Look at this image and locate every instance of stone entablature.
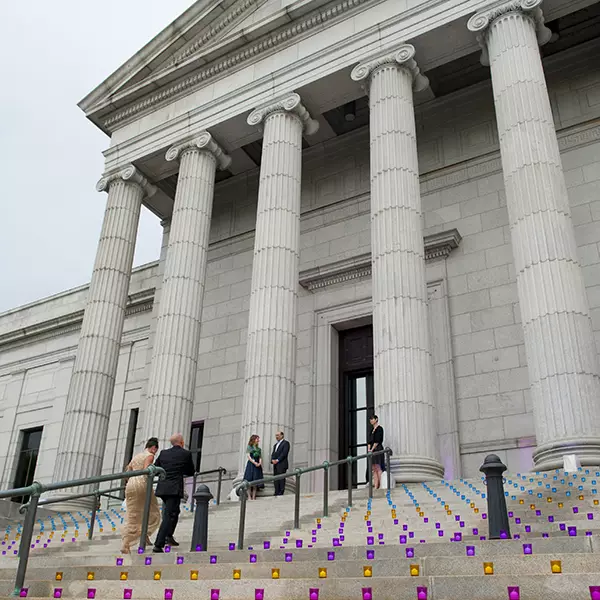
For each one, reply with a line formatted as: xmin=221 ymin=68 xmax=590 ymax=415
xmin=0 ymin=289 xmax=155 ymax=353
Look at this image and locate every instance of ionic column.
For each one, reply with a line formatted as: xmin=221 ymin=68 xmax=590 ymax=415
xmin=236 ymin=94 xmax=318 ymax=479
xmin=144 ymin=133 xmax=231 ymax=448
xmin=352 ymin=45 xmax=444 ymax=482
xmin=53 ymin=166 xmax=155 ymax=493
xmin=469 ymin=0 xmax=600 ymax=469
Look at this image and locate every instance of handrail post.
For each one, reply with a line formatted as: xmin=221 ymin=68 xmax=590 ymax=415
xmin=216 ymin=469 xmax=223 ymax=506
xmin=385 ymin=448 xmax=392 ymax=493
xmin=13 ymin=482 xmax=42 ymax=596
xmin=89 ymin=492 xmax=99 ymax=540
xmin=346 ymin=456 xmax=353 ymax=508
xmin=322 ymin=462 xmax=329 ymax=518
xmin=367 ymin=452 xmax=373 ymax=498
xmin=237 ymin=483 xmax=248 ymax=550
xmin=139 ymin=466 xmax=156 ymax=553
xmin=294 ymin=470 xmax=301 ymax=529
xmin=191 ymin=473 xmax=198 ymax=512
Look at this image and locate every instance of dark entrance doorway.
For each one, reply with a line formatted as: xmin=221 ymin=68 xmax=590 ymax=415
xmin=189 ymin=421 xmax=204 ymax=473
xmin=338 ymin=325 xmax=374 ymax=489
xmin=12 ymin=427 xmax=43 ymax=504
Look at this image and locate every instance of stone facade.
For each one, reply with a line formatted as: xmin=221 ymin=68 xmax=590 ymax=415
xmin=1 ymin=0 xmax=600 ymax=495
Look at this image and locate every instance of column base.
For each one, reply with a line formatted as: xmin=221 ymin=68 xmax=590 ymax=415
xmin=41 ymin=489 xmax=102 ymax=514
xmin=533 ymin=437 xmax=600 ymax=471
xmin=390 ymin=455 xmax=445 ymax=483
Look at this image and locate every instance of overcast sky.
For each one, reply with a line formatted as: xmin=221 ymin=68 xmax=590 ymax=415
xmin=0 ymin=0 xmax=196 ymax=313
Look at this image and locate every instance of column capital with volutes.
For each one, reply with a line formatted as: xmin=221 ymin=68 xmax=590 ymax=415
xmin=247 ymin=93 xmax=319 ymax=135
xmin=350 ymin=44 xmax=429 ymax=92
xmin=468 ymin=0 xmax=552 ymax=64
xmin=96 ymin=164 xmax=157 ymax=198
xmin=165 ymin=131 xmax=232 ymax=170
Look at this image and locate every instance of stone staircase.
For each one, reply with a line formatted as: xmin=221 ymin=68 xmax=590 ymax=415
xmin=1 ymin=468 xmax=600 ymax=599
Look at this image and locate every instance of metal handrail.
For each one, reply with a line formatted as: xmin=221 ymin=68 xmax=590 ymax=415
xmin=235 ymin=447 xmax=392 ymax=549
xmin=0 ymin=465 xmax=165 ymax=596
xmin=189 ymin=467 xmax=227 ymax=511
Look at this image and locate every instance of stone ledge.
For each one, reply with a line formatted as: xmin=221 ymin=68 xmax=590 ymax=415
xmin=0 ymin=288 xmax=155 ymax=351
xmin=460 ymin=436 xmax=537 ymax=454
xmin=299 ymin=229 xmax=461 ymax=291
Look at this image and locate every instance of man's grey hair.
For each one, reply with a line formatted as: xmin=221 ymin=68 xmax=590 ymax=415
xmin=170 ymin=433 xmax=184 ymax=446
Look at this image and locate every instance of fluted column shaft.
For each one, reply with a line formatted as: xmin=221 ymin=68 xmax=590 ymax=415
xmin=469 ymin=0 xmax=600 ymax=469
xmin=236 ymin=94 xmax=318 ymax=478
xmin=144 ymin=134 xmax=230 ymax=449
xmin=53 ymin=166 xmax=152 ymax=493
xmin=352 ymin=45 xmax=444 ymax=482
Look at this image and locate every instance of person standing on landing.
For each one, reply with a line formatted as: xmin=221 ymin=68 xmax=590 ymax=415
xmin=271 ymin=431 xmax=290 ymax=496
xmin=368 ymin=415 xmax=385 ymax=490
xmin=243 ymin=434 xmax=264 ymax=500
xmin=152 ymin=433 xmax=195 ymax=552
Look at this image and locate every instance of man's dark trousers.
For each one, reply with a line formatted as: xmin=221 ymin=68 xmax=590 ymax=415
xmin=273 ymin=462 xmax=287 ymax=496
xmin=155 ymin=496 xmax=180 ymax=548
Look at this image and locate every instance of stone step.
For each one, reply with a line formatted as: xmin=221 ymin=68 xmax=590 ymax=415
xmin=5 ymin=573 xmax=600 ymax=599
xmin=10 ymin=537 xmax=600 ymax=570
xmin=5 ymin=553 xmax=600 ymax=582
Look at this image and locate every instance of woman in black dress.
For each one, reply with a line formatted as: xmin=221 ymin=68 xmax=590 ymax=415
xmin=243 ymin=434 xmax=264 ymax=500
xmin=368 ymin=415 xmax=385 ymax=490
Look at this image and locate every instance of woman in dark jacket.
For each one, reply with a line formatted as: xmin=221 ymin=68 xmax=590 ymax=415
xmin=368 ymin=415 xmax=385 ymax=489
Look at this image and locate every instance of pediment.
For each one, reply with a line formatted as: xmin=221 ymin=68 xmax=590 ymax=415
xmin=79 ymin=0 xmax=273 ymax=123
xmin=79 ymin=0 xmax=367 ymax=132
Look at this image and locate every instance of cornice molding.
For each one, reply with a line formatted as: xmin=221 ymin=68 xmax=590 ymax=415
xmin=103 ymin=0 xmax=371 ymax=130
xmin=96 ymin=164 xmax=157 ymax=198
xmin=299 ymin=229 xmax=461 ymax=291
xmin=468 ymin=0 xmax=552 ymax=65
xmin=166 ymin=132 xmax=232 ymax=170
xmin=351 ymin=43 xmax=429 ymax=92
xmin=171 ymin=0 xmax=262 ymax=67
xmin=247 ymin=93 xmax=319 ymax=134
xmin=0 ymin=289 xmax=155 ymax=352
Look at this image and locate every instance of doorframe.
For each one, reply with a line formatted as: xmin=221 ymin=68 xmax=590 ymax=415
xmin=308 ymin=298 xmax=372 ymax=492
xmin=307 ymin=265 xmax=462 ymax=491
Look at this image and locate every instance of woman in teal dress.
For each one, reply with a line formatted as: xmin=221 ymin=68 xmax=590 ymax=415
xmin=243 ymin=434 xmax=264 ymax=500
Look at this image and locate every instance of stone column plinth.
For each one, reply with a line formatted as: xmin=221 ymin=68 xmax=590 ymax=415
xmin=234 ymin=94 xmax=318 ymax=486
xmin=53 ymin=166 xmax=155 ymax=496
xmin=144 ymin=133 xmax=230 ymax=448
xmin=352 ymin=45 xmax=444 ymax=482
xmin=469 ymin=0 xmax=600 ymax=469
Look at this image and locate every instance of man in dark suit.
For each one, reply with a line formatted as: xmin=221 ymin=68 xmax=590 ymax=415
xmin=270 ymin=431 xmax=290 ymax=496
xmin=152 ymin=433 xmax=195 ymax=552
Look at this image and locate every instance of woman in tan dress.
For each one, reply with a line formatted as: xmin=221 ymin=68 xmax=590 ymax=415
xmin=121 ymin=438 xmax=161 ymax=554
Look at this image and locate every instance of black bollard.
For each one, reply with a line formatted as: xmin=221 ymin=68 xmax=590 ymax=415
xmin=190 ymin=484 xmax=214 ymax=552
xmin=480 ymin=454 xmax=511 ymax=540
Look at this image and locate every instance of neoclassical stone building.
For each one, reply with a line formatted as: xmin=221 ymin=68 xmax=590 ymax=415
xmin=1 ymin=0 xmax=600 ymax=497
